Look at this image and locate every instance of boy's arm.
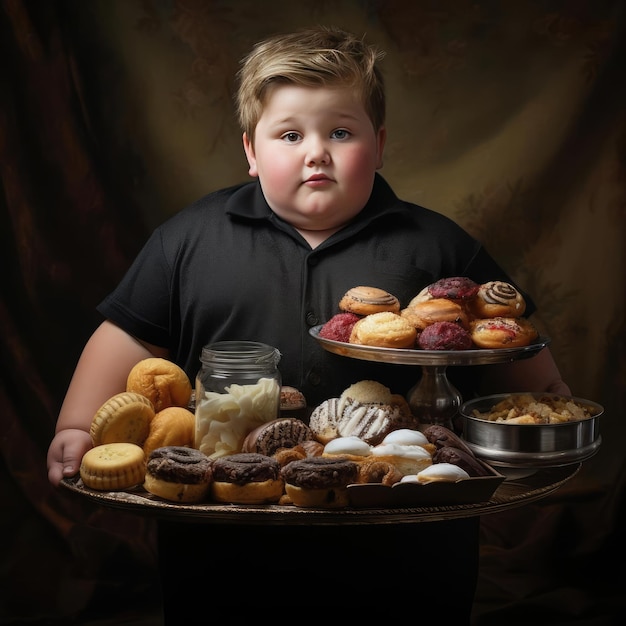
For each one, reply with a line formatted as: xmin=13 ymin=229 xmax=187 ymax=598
xmin=479 ymin=347 xmax=572 ymax=397
xmin=47 ymin=320 xmax=168 ymax=486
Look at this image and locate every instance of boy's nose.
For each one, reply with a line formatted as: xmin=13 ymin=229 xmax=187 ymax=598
xmin=305 ymin=138 xmax=330 ymax=165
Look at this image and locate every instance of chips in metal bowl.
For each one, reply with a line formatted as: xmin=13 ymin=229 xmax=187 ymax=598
xmin=459 ymin=392 xmax=604 ymax=468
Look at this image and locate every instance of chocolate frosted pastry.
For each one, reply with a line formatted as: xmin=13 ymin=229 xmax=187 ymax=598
xmin=210 ymin=453 xmax=284 ymax=504
xmin=422 ymin=424 xmax=475 ymax=455
xmin=241 ymin=418 xmax=314 ymax=456
xmin=432 ymin=446 xmax=490 ymax=477
xmin=144 ymin=446 xmax=213 ymax=503
xmin=472 ymin=281 xmax=526 ymax=318
xmin=281 ymin=456 xmax=359 ymax=508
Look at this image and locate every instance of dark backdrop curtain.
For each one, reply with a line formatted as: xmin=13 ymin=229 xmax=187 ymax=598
xmin=2 ymin=1 xmax=625 ymax=624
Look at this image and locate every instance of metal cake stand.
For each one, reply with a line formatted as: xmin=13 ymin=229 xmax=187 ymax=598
xmin=309 ymin=325 xmax=550 ymax=431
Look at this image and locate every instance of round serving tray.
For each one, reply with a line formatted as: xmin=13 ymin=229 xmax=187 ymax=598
xmin=309 ymin=325 xmax=550 ymax=366
xmin=60 ymin=464 xmax=579 ymax=525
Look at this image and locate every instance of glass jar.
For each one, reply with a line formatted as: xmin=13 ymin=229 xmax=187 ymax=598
xmin=194 ymin=341 xmax=282 ymax=458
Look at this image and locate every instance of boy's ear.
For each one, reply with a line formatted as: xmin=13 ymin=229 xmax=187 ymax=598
xmin=242 ymin=132 xmax=258 ymax=177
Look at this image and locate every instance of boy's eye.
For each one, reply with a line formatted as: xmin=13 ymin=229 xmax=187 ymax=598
xmin=331 ymin=129 xmax=350 ymax=140
xmin=282 ymin=132 xmax=301 ymax=143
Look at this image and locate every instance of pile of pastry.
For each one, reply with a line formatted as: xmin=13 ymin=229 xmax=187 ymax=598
xmin=319 ymin=277 xmax=539 ymax=350
xmin=79 ymin=368 xmax=491 ymax=509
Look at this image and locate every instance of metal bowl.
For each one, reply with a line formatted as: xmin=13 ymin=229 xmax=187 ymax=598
xmin=459 ymin=393 xmax=604 ymax=468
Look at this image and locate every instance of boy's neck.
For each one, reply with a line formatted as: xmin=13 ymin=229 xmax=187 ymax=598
xmin=297 ymin=226 xmax=341 ymax=249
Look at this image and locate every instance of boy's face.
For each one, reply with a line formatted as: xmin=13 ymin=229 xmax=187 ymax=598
xmin=243 ymin=85 xmax=386 ymax=234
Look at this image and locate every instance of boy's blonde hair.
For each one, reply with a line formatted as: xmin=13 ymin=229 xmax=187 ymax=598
xmin=236 ymin=26 xmax=386 ymax=142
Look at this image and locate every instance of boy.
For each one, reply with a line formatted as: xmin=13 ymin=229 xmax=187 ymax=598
xmin=48 ymin=26 xmax=570 ymax=619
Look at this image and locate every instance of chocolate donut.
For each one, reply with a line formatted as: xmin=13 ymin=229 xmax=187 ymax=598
xmin=241 ymin=418 xmax=314 ymax=456
xmin=144 ymin=446 xmax=213 ymax=503
xmin=281 ymin=456 xmax=359 ymax=508
xmin=210 ymin=453 xmax=284 ymax=504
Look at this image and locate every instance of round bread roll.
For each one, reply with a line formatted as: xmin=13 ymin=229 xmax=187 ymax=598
xmin=338 ymin=379 xmax=393 ymax=407
xmin=142 ymin=406 xmax=195 ymax=458
xmin=90 ymin=392 xmax=155 ymax=447
xmin=80 ymin=443 xmax=146 ymax=491
xmin=469 ymin=316 xmax=538 ymax=349
xmin=349 ymin=311 xmax=417 ymax=349
xmin=280 ymin=456 xmax=359 ymax=508
xmin=144 ymin=446 xmax=213 ymax=503
xmin=401 ymin=298 xmax=470 ymax=330
xmin=339 ymin=286 xmax=400 ymax=316
xmin=210 ymin=453 xmax=284 ymax=504
xmin=471 ymin=281 xmax=526 ymax=318
xmin=126 ymin=357 xmax=192 ymax=412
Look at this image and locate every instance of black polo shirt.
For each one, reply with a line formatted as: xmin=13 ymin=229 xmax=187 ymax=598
xmin=98 ymin=174 xmax=533 ymax=406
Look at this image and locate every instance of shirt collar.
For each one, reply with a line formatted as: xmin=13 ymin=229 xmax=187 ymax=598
xmin=225 ymin=173 xmax=409 ymax=223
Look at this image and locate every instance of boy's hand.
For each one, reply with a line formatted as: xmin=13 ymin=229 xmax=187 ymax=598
xmin=47 ymin=429 xmax=93 ymax=486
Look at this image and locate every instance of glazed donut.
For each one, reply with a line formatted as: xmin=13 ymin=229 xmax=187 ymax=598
xmin=349 ymin=311 xmax=417 ymax=349
xmin=339 ymin=286 xmax=400 ymax=316
xmin=469 ymin=316 xmax=538 ymax=349
xmin=210 ymin=453 xmax=284 ymax=504
xmin=144 ymin=446 xmax=212 ymax=503
xmin=357 ymin=458 xmax=403 ymax=486
xmin=417 ymin=321 xmax=473 ymax=351
xmin=319 ymin=312 xmax=361 ymax=343
xmin=471 ymin=281 xmax=526 ymax=318
xmin=426 ymin=276 xmax=480 ymax=301
xmin=126 ymin=357 xmax=192 ymax=412
xmin=280 ymin=456 xmax=359 ymax=508
xmin=241 ymin=417 xmax=314 ymax=456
